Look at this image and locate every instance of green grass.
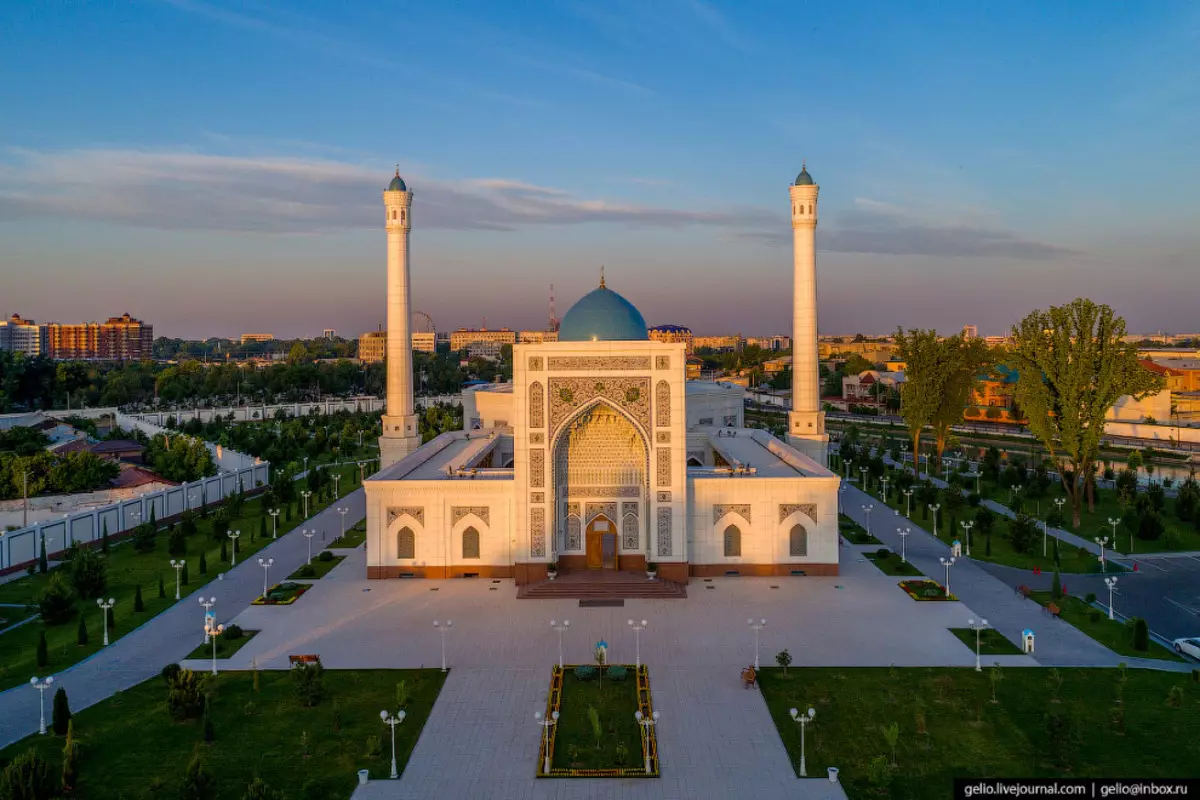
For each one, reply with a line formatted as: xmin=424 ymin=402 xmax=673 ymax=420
xmin=840 ymin=514 xmax=882 ymax=545
xmin=329 ymin=521 xmax=366 ymax=549
xmin=184 ymin=629 xmax=259 ymax=661
xmin=1028 ymin=592 xmax=1183 ymax=662
xmin=948 ymin=628 xmax=1023 ymax=655
xmin=288 ymin=554 xmax=347 ymax=581
xmin=552 ymin=669 xmax=642 ymax=771
xmin=253 ymin=582 xmax=309 ymax=605
xmin=0 ymin=668 xmax=445 ymax=799
xmin=0 ymin=465 xmax=361 ymax=693
xmin=864 ymin=550 xmax=923 ymax=577
xmin=758 ymin=666 xmax=1200 ymax=798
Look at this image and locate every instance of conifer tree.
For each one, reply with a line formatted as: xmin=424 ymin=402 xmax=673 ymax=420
xmin=101 ymin=519 xmax=110 ymax=554
xmin=158 ymin=573 xmax=166 ymax=598
xmin=36 ymin=629 xmax=48 ymax=667
xmin=52 ymin=686 xmax=71 ymax=734
xmin=76 ymin=615 xmax=88 ymax=646
xmin=134 ymin=583 xmax=144 ymax=612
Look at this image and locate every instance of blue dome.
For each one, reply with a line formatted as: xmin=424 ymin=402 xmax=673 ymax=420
xmin=794 ymin=165 xmax=814 ymax=186
xmin=558 ymin=285 xmax=648 ymax=342
xmin=388 ymin=170 xmax=407 ymax=192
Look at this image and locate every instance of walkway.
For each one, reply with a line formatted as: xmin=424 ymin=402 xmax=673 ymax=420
xmin=0 ymin=488 xmax=365 ymax=750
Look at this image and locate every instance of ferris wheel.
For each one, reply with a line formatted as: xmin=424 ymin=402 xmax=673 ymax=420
xmin=412 ymin=310 xmax=435 ymax=334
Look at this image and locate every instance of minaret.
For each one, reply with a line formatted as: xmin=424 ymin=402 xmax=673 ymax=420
xmin=787 ymin=163 xmax=828 ymax=464
xmin=379 ymin=168 xmax=422 ymax=469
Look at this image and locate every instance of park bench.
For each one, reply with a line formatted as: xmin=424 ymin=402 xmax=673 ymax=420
xmin=289 ymin=654 xmax=321 ymax=666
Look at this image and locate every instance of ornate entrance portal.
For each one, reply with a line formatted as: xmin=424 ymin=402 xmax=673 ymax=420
xmin=585 ymin=515 xmax=618 ymax=570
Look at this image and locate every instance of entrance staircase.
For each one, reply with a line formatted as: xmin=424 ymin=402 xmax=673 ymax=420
xmin=517 ymin=569 xmax=687 ymax=600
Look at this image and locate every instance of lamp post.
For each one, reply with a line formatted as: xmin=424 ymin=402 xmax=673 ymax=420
xmin=1104 ymin=576 xmax=1119 ymax=620
xmin=960 ymin=520 xmax=974 ymax=557
xmin=902 ymin=489 xmax=914 ymax=518
xmin=337 ymin=507 xmax=349 ymax=540
xmin=968 ymin=618 xmax=989 ymax=672
xmin=1108 ymin=516 xmax=1125 ymax=554
xmin=859 ymin=465 xmax=868 ymax=489
xmin=634 ymin=711 xmax=660 ymax=774
xmin=929 ymin=503 xmax=941 ymax=538
xmin=897 ymin=527 xmax=910 ymax=562
xmin=258 ymin=557 xmax=273 ymax=598
xmin=535 ymin=710 xmax=559 ymax=774
xmin=199 ymin=596 xmax=216 ymax=643
xmin=837 ymin=484 xmax=847 ymax=517
xmin=303 ymin=528 xmax=315 ymax=564
xmin=226 ymin=529 xmax=240 ymax=566
xmin=969 ymin=466 xmax=981 ymax=495
xmin=169 ymin=559 xmax=186 ymax=600
xmin=433 ymin=620 xmax=452 ymax=672
xmin=301 ymin=490 xmax=312 ymax=519
xmin=843 ymin=459 xmax=852 ymax=481
xmin=380 ymin=709 xmax=406 ymax=779
xmin=628 ymin=619 xmax=647 ymax=670
xmin=550 ymin=619 xmax=570 ymax=670
xmin=788 ymin=707 xmax=816 ymax=776
xmin=30 ymin=676 xmax=54 ymax=734
xmin=1094 ymin=536 xmax=1109 ymax=572
xmin=748 ymin=618 xmax=766 ymax=670
xmin=96 ymin=597 xmax=115 ymax=646
xmin=303 ymin=456 xmax=309 ymax=474
xmin=881 ymin=476 xmax=890 ymax=501
xmin=939 ymin=556 xmax=956 ymax=596
xmin=332 ymin=473 xmax=341 ymax=498
xmin=268 ymin=508 xmax=280 ymax=539
xmin=862 ymin=503 xmax=874 ymax=538
xmin=204 ymin=616 xmax=224 ymax=675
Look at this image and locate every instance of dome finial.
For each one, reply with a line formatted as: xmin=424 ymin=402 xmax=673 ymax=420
xmin=599 ymin=265 xmax=606 ymax=289
xmin=395 ymin=164 xmax=400 ymax=177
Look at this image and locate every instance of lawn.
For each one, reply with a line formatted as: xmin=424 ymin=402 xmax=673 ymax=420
xmin=330 ymin=520 xmax=366 ymax=549
xmin=757 ymin=666 xmax=1200 ymax=798
xmin=551 ymin=667 xmax=643 ymax=772
xmin=948 ymin=628 xmax=1022 ymax=655
xmin=863 ymin=550 xmax=923 ymax=577
xmin=184 ymin=628 xmax=259 ymax=661
xmin=898 ymin=579 xmax=956 ymax=601
xmin=288 ymin=554 xmax=347 ymax=581
xmin=0 ymin=668 xmax=445 ymax=799
xmin=0 ymin=464 xmax=361 ymax=693
xmin=1028 ymin=591 xmax=1183 ymax=662
xmin=840 ymin=514 xmax=882 ymax=546
xmin=252 ymin=582 xmax=310 ymax=606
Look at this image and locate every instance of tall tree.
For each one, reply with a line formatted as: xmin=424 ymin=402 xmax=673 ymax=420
xmin=895 ymin=329 xmax=943 ymax=478
xmin=928 ymin=337 xmax=992 ymax=471
xmin=1007 ymin=299 xmax=1163 ymax=526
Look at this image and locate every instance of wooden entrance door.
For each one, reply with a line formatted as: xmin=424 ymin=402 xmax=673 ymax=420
xmin=585 ymin=516 xmax=618 ymax=570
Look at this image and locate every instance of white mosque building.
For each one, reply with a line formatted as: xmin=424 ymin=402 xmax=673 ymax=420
xmin=364 ymin=166 xmax=840 ymax=587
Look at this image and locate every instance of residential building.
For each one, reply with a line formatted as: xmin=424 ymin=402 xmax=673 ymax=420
xmin=693 ymin=335 xmax=742 ymax=352
xmin=45 ymin=313 xmax=153 ymax=360
xmin=0 ymin=314 xmax=48 ymax=356
xmin=412 ymin=331 xmax=437 ymax=352
xmin=518 ymin=330 xmax=559 ymax=344
xmin=449 ymin=328 xmax=517 ymax=352
xmin=841 ymin=370 xmax=905 ymax=405
xmin=816 ymin=341 xmax=895 ymax=362
xmin=240 ymin=333 xmax=275 ymax=344
xmin=745 ymin=335 xmax=791 ymax=351
xmin=323 ymin=329 xmax=336 ymax=339
xmin=358 ymin=330 xmax=434 ymax=363
xmin=983 ymin=335 xmax=1009 ymax=347
xmin=648 ymin=324 xmax=694 ymax=354
xmin=962 ymin=325 xmax=978 ymax=340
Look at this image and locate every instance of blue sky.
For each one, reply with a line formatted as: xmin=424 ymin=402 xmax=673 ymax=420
xmin=2 ymin=1 xmax=1198 ymax=339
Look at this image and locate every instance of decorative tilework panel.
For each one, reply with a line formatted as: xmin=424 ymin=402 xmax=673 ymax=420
xmin=530 ymin=449 xmax=545 ymax=488
xmin=655 ymin=356 xmax=670 ymax=370
xmin=547 ymin=356 xmax=650 ymax=371
xmin=451 ymin=506 xmax=490 ymax=526
xmin=656 ymin=491 xmax=671 ymax=502
xmin=548 ymin=377 xmax=651 ymax=434
xmin=779 ymin=503 xmax=818 ymax=524
xmin=622 ymin=513 xmax=639 ymax=550
xmin=528 ymin=356 xmax=543 ymax=371
xmin=387 ymin=506 xmax=424 ymax=527
xmin=531 ymin=492 xmax=544 ymax=504
xmin=529 ymin=381 xmax=545 ymax=428
xmin=567 ymin=502 xmax=581 ymax=517
xmin=566 ymin=515 xmax=582 ymax=550
xmin=530 ymin=432 xmax=544 ymax=444
xmin=530 ymin=507 xmax=546 ymax=557
xmin=656 ymin=431 xmax=670 ymax=443
xmin=585 ymin=502 xmax=618 ymax=524
xmin=656 ymin=448 xmax=671 ymax=487
xmin=621 ymin=501 xmax=638 ymax=518
xmin=655 ymin=381 xmax=671 ymax=427
xmin=656 ymin=508 xmax=672 ymax=557
xmin=713 ymin=503 xmax=752 ymax=525
xmin=566 ymin=485 xmax=640 ymax=498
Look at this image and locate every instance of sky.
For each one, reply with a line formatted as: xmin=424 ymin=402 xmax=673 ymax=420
xmin=2 ymin=1 xmax=1198 ymax=339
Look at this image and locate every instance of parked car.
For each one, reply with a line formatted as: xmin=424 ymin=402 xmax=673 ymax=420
xmin=1171 ymin=637 xmax=1200 ymax=660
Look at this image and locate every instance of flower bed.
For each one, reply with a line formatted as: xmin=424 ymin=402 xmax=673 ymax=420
xmin=251 ymin=582 xmax=310 ymax=606
xmin=537 ymin=664 xmax=659 ymax=778
xmin=898 ymin=578 xmax=957 ymax=601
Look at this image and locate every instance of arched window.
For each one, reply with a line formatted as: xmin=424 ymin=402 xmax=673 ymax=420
xmin=723 ymin=524 xmax=741 ymax=557
xmin=397 ymin=527 xmax=415 ymax=559
xmin=462 ymin=526 xmax=480 ymax=559
xmin=790 ymin=524 xmax=808 ymax=557
xmin=807 ymin=204 xmax=812 ymax=214
xmin=401 ymin=210 xmax=406 ymax=223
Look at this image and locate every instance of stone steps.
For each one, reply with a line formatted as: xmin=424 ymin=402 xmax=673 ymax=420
xmin=516 ymin=571 xmax=688 ymax=600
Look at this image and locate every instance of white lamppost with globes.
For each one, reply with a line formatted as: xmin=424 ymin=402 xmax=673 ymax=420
xmin=1094 ymin=536 xmax=1109 ymax=572
xmin=204 ymin=615 xmax=224 ymax=675
xmin=1104 ymin=576 xmax=1118 ymax=620
xmin=940 ymin=556 xmax=956 ymax=596
xmin=303 ymin=528 xmax=316 ymax=564
xmin=1108 ymin=516 xmax=1126 ymax=554
xmin=30 ymin=676 xmax=54 ymax=734
xmin=268 ymin=508 xmax=280 ymax=539
xmin=960 ymin=520 xmax=974 ymax=557
xmin=199 ymin=596 xmax=216 ymax=643
xmin=550 ymin=619 xmax=570 ymax=669
xmin=929 ymin=504 xmax=941 ymax=537
xmin=748 ymin=618 xmax=766 ymax=670
xmin=337 ymin=507 xmax=349 ymax=540
xmin=634 ymin=710 xmax=660 ymax=774
xmin=381 ymin=709 xmax=406 ymax=779
xmin=902 ymin=489 xmax=914 ymax=518
xmin=968 ymin=617 xmax=989 ymax=672
xmin=628 ymin=619 xmax=647 ymax=669
xmin=535 ymin=710 xmax=559 ymax=774
xmin=170 ymin=559 xmax=186 ymax=600
xmin=859 ymin=466 xmax=868 ymax=488
xmin=862 ymin=503 xmax=874 ymax=539
xmin=258 ymin=557 xmax=274 ymax=598
xmin=433 ymin=620 xmax=452 ymax=672
xmin=227 ymin=529 xmax=240 ymax=566
xmin=301 ymin=490 xmax=312 ymax=519
xmin=897 ymin=527 xmax=911 ymax=562
xmin=881 ymin=476 xmax=890 ymax=501
xmin=789 ymin=707 xmax=816 ymax=776
xmin=1053 ymin=496 xmax=1066 ymax=523
xmin=332 ymin=473 xmax=341 ymax=498
xmin=96 ymin=597 xmax=115 ymax=646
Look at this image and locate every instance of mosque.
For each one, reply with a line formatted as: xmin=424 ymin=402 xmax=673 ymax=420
xmin=364 ymin=166 xmax=840 ymax=586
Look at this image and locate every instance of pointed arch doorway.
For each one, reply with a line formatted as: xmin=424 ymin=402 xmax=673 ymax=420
xmin=585 ymin=514 xmax=618 ymax=570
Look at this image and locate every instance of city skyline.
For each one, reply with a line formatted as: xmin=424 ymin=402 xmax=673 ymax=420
xmin=2 ymin=2 xmax=1198 ymax=338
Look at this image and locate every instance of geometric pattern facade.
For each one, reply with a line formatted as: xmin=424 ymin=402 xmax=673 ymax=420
xmin=713 ymin=503 xmax=752 ymax=525
xmin=778 ymin=503 xmax=818 ymax=524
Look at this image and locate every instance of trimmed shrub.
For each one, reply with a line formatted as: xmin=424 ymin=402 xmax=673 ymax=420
xmin=52 ymin=686 xmax=71 ymax=735
xmin=167 ymin=669 xmax=207 ymax=721
xmin=199 ymin=552 xmax=207 ymax=575
xmin=0 ymin=750 xmax=54 ymax=799
xmin=134 ymin=583 xmax=144 ymax=612
xmin=70 ymin=546 xmax=107 ymax=600
xmin=61 ymin=720 xmax=79 ymax=792
xmin=36 ymin=630 xmax=48 ymax=667
xmin=224 ymin=624 xmax=244 ymax=641
xmin=1133 ymin=618 xmax=1149 ymax=652
xmin=607 ymin=665 xmax=628 ymax=682
xmin=161 ymin=663 xmax=182 ymax=684
xmin=76 ymin=615 xmax=89 ymax=646
xmin=1085 ymin=592 xmax=1096 ymax=604
xmin=158 ymin=573 xmax=165 ymax=599
xmin=38 ymin=572 xmax=77 ymax=626
xmin=875 ymin=548 xmax=891 ymax=559
xmin=295 ymin=565 xmax=316 ymax=578
xmin=318 ymin=550 xmax=334 ymax=563
xmin=574 ymin=665 xmax=598 ymax=682
xmin=168 ymin=528 xmax=187 ymax=556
